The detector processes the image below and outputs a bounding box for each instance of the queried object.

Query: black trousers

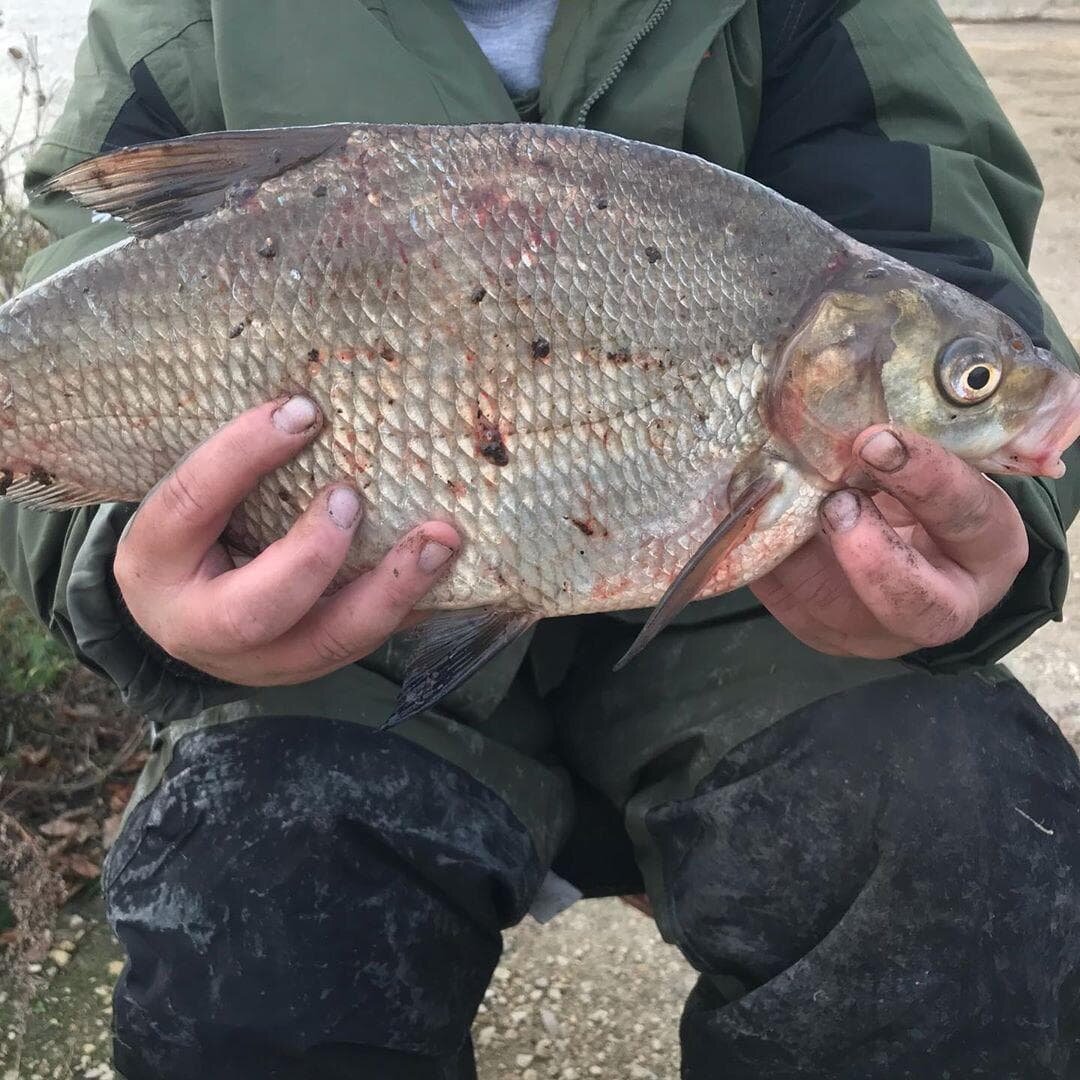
[104,673,1080,1079]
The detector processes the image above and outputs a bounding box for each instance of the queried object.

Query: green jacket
[3,0,1077,725]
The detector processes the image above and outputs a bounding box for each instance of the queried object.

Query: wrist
[107,562,234,691]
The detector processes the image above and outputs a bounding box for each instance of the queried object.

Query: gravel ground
[0,15,1078,1080]
[968,21,1080,743]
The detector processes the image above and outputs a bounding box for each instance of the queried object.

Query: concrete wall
[942,0,1078,18]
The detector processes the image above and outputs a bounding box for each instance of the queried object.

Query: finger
[121,396,322,583]
[852,426,1028,589]
[872,491,917,529]
[751,539,917,658]
[751,576,878,656]
[242,521,461,681]
[192,485,364,653]
[766,604,918,659]
[820,489,981,649]
[751,534,862,629]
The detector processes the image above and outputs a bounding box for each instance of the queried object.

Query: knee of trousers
[103,716,544,1077]
[645,672,1080,992]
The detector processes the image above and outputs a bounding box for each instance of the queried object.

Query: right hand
[113,395,460,686]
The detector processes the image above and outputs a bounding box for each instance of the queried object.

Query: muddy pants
[103,608,1080,1079]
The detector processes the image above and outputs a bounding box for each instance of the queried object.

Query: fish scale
[3,121,1077,724]
[1,113,832,612]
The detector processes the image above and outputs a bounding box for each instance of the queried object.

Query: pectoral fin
[613,472,782,672]
[383,607,538,730]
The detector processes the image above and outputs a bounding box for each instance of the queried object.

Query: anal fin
[613,472,782,672]
[383,607,539,730]
[0,470,115,511]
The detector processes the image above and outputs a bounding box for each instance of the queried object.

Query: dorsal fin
[37,124,354,239]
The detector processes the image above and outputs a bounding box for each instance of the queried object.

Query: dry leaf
[105,780,135,813]
[7,45,25,61]
[120,750,149,774]
[38,817,79,839]
[102,812,124,851]
[64,853,101,880]
[61,703,101,721]
[19,745,50,767]
[76,819,100,844]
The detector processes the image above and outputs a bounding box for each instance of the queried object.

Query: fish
[1,122,1078,725]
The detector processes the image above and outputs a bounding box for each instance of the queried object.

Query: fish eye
[936,337,1003,406]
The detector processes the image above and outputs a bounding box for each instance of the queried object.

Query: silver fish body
[1,123,1077,687]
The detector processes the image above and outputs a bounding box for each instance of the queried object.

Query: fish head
[768,261,1080,482]
[880,279,1080,480]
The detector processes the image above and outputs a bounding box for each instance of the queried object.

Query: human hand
[750,426,1029,659]
[113,395,460,685]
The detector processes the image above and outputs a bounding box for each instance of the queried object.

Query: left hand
[750,425,1029,659]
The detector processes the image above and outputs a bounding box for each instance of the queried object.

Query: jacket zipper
[574,0,675,126]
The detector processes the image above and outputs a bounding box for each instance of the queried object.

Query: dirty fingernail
[822,490,861,532]
[417,541,453,574]
[272,395,320,434]
[860,430,907,473]
[327,487,361,529]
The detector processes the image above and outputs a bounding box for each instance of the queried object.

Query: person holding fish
[1,0,1079,1076]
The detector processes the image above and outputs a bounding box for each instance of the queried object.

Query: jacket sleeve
[747,0,1080,670]
[0,0,238,723]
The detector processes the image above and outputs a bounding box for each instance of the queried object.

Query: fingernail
[860,430,907,473]
[417,541,453,574]
[272,395,320,434]
[327,487,361,528]
[822,490,861,532]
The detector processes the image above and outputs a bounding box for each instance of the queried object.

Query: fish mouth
[976,371,1080,480]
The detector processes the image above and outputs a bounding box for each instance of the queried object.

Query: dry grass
[0,811,64,1067]
[0,28,64,1051]
[0,30,49,300]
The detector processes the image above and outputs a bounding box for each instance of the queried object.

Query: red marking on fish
[462,185,513,230]
[590,575,633,602]
[570,516,609,538]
